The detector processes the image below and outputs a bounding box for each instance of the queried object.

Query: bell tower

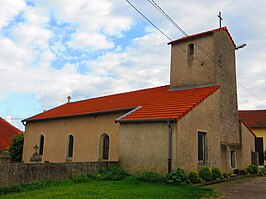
[169,27,240,147]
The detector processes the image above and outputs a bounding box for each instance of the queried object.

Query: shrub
[258,170,264,176]
[212,168,222,179]
[263,166,266,174]
[165,168,187,183]
[233,169,240,175]
[136,171,164,183]
[70,174,94,183]
[246,165,258,174]
[188,171,200,184]
[97,166,129,180]
[239,169,248,175]
[9,134,24,162]
[199,167,212,182]
[223,172,230,178]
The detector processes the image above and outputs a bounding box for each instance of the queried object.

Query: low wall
[0,161,118,187]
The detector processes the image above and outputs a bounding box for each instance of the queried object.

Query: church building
[22,27,255,173]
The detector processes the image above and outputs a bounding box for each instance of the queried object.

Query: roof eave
[23,107,136,123]
[117,118,176,123]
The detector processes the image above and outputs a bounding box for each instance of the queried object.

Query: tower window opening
[187,43,195,56]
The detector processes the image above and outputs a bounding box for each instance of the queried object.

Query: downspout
[167,120,172,173]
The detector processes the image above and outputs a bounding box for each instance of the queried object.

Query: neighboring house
[22,27,255,173]
[239,110,266,165]
[0,117,22,161]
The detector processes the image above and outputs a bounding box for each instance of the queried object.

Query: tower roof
[168,27,236,47]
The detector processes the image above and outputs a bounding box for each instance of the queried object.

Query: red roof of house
[239,110,266,128]
[168,27,236,47]
[24,85,220,123]
[0,118,22,151]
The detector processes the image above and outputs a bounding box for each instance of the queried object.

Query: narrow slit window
[230,150,236,168]
[188,43,195,56]
[103,135,109,160]
[39,135,44,155]
[198,132,207,163]
[67,135,74,158]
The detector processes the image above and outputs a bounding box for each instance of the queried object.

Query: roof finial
[67,96,71,103]
[218,11,223,28]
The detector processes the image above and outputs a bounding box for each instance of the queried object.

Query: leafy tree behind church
[9,134,24,162]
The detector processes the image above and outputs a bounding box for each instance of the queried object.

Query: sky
[0,0,265,130]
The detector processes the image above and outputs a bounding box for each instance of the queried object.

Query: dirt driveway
[209,176,266,199]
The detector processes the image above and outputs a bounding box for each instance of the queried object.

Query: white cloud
[67,32,114,49]
[36,0,131,49]
[0,0,26,28]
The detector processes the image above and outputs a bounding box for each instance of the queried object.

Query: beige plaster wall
[175,89,222,172]
[236,123,255,168]
[119,122,175,174]
[213,31,240,145]
[23,112,123,163]
[170,35,216,88]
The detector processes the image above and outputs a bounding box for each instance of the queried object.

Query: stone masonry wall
[0,161,118,187]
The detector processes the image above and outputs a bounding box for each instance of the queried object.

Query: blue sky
[0,0,265,130]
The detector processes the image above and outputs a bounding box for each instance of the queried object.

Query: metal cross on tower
[218,11,223,28]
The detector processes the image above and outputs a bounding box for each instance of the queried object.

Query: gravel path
[211,176,266,199]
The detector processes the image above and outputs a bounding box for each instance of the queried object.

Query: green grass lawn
[0,177,215,199]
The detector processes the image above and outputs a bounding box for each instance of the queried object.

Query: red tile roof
[0,118,22,151]
[24,85,220,123]
[168,27,236,47]
[239,110,266,128]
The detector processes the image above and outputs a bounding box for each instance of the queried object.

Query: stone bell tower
[168,27,240,150]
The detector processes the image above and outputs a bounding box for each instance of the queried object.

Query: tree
[9,134,24,162]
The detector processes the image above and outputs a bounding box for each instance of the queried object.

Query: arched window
[67,135,74,158]
[99,134,110,160]
[187,43,195,56]
[103,135,109,160]
[39,135,44,155]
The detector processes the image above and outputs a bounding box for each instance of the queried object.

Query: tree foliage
[9,134,24,162]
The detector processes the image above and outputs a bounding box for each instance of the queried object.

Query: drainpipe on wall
[167,120,172,173]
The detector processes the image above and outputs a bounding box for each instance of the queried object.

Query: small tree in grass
[9,134,24,162]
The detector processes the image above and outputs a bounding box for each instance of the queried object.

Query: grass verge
[0,176,215,199]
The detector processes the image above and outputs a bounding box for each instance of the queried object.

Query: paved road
[211,176,266,199]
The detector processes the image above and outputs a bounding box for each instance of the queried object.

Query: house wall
[22,112,123,163]
[119,122,176,174]
[252,127,266,165]
[236,123,255,168]
[175,89,222,172]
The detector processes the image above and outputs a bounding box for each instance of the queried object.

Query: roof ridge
[168,26,236,47]
[67,85,170,105]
